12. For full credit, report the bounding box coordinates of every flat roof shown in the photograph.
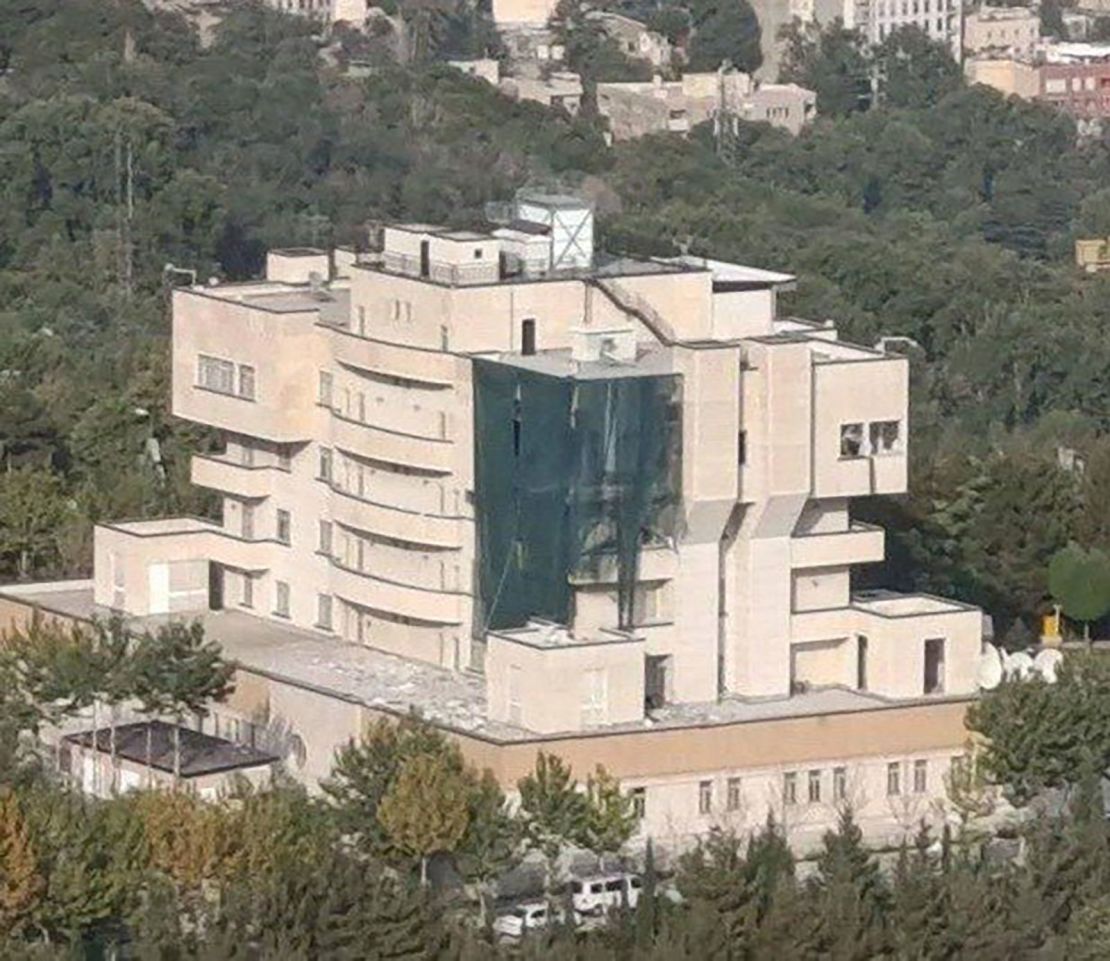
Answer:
[479,345,675,380]
[64,720,277,777]
[1,583,974,744]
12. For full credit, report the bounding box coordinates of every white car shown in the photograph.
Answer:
[569,873,642,916]
[492,900,563,939]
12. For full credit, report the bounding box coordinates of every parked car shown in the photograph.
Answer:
[569,872,642,915]
[492,900,564,939]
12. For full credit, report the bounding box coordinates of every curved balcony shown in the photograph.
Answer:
[329,487,465,549]
[327,327,456,388]
[330,410,454,474]
[191,455,284,500]
[333,530,463,593]
[328,561,465,625]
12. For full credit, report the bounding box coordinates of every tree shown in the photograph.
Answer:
[1048,543,1110,644]
[516,752,590,895]
[967,652,1110,805]
[455,769,519,928]
[873,26,961,109]
[685,0,762,73]
[378,752,471,885]
[131,620,235,785]
[0,788,44,938]
[583,765,638,858]
[779,21,871,117]
[0,467,72,580]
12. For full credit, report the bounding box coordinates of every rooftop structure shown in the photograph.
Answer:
[586,11,674,69]
[1,191,983,851]
[500,72,584,114]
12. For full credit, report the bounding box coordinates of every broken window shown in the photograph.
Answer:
[869,420,901,455]
[840,422,864,458]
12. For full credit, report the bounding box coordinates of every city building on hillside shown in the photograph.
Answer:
[492,0,558,26]
[448,58,502,85]
[964,54,1042,98]
[585,11,674,70]
[963,5,1040,57]
[0,190,983,854]
[1039,43,1110,120]
[597,71,816,141]
[500,72,584,114]
[1076,237,1110,271]
[842,0,963,60]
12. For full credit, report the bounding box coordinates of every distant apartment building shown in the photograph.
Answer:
[1,192,984,853]
[963,5,1040,57]
[964,55,1042,97]
[597,72,816,141]
[1076,236,1110,271]
[586,11,674,70]
[844,0,963,59]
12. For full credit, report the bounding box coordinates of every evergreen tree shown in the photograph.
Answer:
[517,752,590,896]
[0,787,44,938]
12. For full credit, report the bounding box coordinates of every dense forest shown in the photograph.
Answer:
[4,0,1110,638]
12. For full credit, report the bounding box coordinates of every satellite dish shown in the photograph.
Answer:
[977,644,1003,690]
[1004,651,1035,680]
[1033,648,1063,684]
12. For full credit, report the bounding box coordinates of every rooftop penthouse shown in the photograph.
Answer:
[1,190,983,850]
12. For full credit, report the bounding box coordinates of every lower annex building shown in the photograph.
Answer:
[0,191,984,852]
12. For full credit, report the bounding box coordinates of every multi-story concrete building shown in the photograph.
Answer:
[844,0,963,59]
[0,193,984,852]
[597,72,817,141]
[963,5,1040,57]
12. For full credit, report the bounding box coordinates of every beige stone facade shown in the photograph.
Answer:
[597,72,816,141]
[963,5,1040,58]
[4,192,987,850]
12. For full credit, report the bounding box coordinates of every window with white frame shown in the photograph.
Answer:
[238,364,256,400]
[784,771,798,806]
[887,762,902,797]
[317,594,333,631]
[318,370,334,407]
[698,780,713,815]
[274,581,290,618]
[726,776,742,812]
[581,668,607,726]
[318,520,333,556]
[913,759,928,794]
[808,769,822,803]
[630,787,646,819]
[240,574,253,609]
[319,447,333,482]
[833,766,847,802]
[276,509,291,545]
[197,355,235,395]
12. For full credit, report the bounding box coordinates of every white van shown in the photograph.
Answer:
[569,873,642,915]
[492,901,564,939]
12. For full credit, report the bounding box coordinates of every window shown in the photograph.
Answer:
[840,422,864,458]
[318,520,333,555]
[913,759,928,794]
[630,787,646,819]
[808,769,822,803]
[507,665,522,724]
[274,581,290,618]
[239,442,255,468]
[924,638,945,694]
[698,780,713,815]
[197,355,235,395]
[357,305,366,335]
[240,574,254,609]
[241,504,255,540]
[727,776,742,812]
[869,420,901,455]
[276,509,291,545]
[857,636,869,691]
[783,772,797,806]
[833,766,847,802]
[521,318,536,356]
[318,370,334,407]
[238,364,256,400]
[319,447,333,482]
[317,593,333,630]
[473,247,484,260]
[887,762,901,797]
[581,668,607,726]
[738,430,747,466]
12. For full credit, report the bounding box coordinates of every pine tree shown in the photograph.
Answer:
[0,787,44,937]
[582,765,638,861]
[634,839,658,949]
[889,824,946,960]
[517,752,590,895]
[378,752,471,885]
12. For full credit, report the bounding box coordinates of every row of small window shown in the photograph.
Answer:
[687,759,932,816]
[237,505,292,545]
[240,575,334,630]
[839,420,901,458]
[875,0,951,18]
[877,18,947,37]
[198,355,255,400]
